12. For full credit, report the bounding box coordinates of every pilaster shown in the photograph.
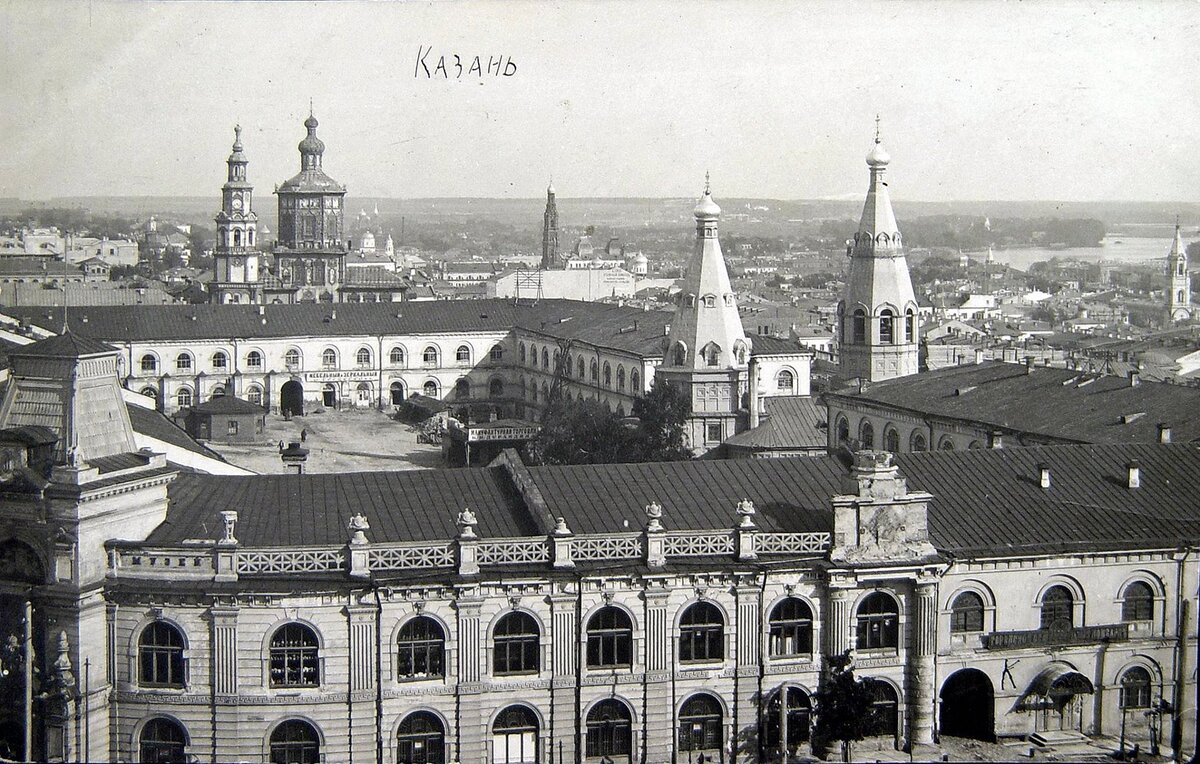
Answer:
[456,596,485,764]
[907,578,938,746]
[209,604,240,761]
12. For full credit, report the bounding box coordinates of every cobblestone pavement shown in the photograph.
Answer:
[205,408,444,474]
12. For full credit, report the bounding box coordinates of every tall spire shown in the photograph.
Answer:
[541,180,559,270]
[1167,219,1191,322]
[664,176,749,370]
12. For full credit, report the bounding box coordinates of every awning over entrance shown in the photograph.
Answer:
[1017,664,1095,711]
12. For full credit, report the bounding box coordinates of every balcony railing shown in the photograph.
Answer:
[983,623,1129,650]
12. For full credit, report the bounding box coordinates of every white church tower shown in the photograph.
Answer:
[1166,223,1191,322]
[838,122,919,383]
[657,176,751,454]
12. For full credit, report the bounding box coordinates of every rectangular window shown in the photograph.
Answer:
[227,420,239,436]
[705,421,723,444]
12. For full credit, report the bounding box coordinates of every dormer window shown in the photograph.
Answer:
[703,343,721,368]
[703,295,716,308]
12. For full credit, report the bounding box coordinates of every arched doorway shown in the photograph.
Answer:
[390,382,406,406]
[322,383,337,409]
[940,668,994,741]
[764,686,811,758]
[281,380,304,417]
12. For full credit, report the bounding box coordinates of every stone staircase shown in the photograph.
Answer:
[1029,729,1090,748]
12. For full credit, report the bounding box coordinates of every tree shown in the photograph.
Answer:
[812,651,879,762]
[628,378,692,462]
[522,378,693,466]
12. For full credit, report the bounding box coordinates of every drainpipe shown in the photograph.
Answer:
[748,358,761,430]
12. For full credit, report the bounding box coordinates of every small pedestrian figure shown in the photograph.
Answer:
[300,428,307,443]
[278,440,285,452]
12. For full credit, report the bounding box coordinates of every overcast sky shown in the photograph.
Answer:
[1,0,1196,202]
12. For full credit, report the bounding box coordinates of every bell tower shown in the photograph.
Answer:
[657,176,751,455]
[211,125,261,304]
[838,121,919,383]
[1166,223,1191,322]
[540,180,560,270]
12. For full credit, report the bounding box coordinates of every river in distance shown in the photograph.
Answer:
[989,237,1175,272]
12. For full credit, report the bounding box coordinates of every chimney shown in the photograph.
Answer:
[1038,463,1051,489]
[1126,460,1140,489]
[1129,370,1140,387]
[1157,423,1171,444]
[988,430,1003,449]
[257,305,266,316]
[974,349,985,365]
[748,358,761,429]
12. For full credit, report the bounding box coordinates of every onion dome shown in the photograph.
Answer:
[866,138,890,168]
[227,124,247,163]
[298,113,325,156]
[693,173,721,220]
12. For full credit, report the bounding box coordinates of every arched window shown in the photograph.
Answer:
[735,342,747,365]
[764,687,811,752]
[141,354,158,374]
[860,421,875,450]
[590,359,599,381]
[397,617,444,680]
[673,343,687,367]
[285,349,302,369]
[704,343,720,368]
[678,693,722,751]
[939,438,956,451]
[586,607,633,669]
[905,309,915,342]
[140,717,188,763]
[322,348,337,369]
[586,699,632,758]
[138,622,185,687]
[541,348,550,370]
[398,712,445,764]
[1040,585,1074,630]
[1120,667,1152,709]
[855,592,899,650]
[630,370,640,392]
[883,426,900,453]
[489,378,504,398]
[1122,581,1154,622]
[141,387,158,401]
[950,592,985,633]
[457,345,471,365]
[211,351,227,371]
[176,388,193,409]
[210,385,225,399]
[246,350,263,370]
[553,350,561,371]
[703,294,716,308]
[602,362,612,387]
[911,432,927,452]
[518,343,526,364]
[776,370,795,392]
[540,381,549,402]
[269,623,320,687]
[247,385,263,407]
[577,357,586,379]
[175,353,192,373]
[269,720,320,764]
[864,681,899,737]
[490,344,504,362]
[423,346,439,366]
[616,365,626,392]
[492,706,538,764]
[852,309,866,343]
[454,378,470,400]
[494,612,539,675]
[390,346,406,366]
[679,602,724,663]
[836,416,850,445]
[879,309,894,343]
[356,347,372,367]
[423,380,438,398]
[768,598,813,657]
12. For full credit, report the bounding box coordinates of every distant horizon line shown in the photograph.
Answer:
[6,195,1200,207]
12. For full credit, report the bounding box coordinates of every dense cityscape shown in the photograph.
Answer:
[2,2,1199,764]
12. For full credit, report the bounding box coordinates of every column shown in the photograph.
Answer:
[209,605,240,762]
[907,579,938,746]
[734,584,761,764]
[827,589,852,657]
[456,598,485,764]
[346,605,378,764]
[549,593,578,764]
[642,588,673,764]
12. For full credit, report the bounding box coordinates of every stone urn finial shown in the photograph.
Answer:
[645,501,664,533]
[736,498,757,529]
[219,510,239,545]
[348,513,370,545]
[553,516,571,536]
[457,507,478,539]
